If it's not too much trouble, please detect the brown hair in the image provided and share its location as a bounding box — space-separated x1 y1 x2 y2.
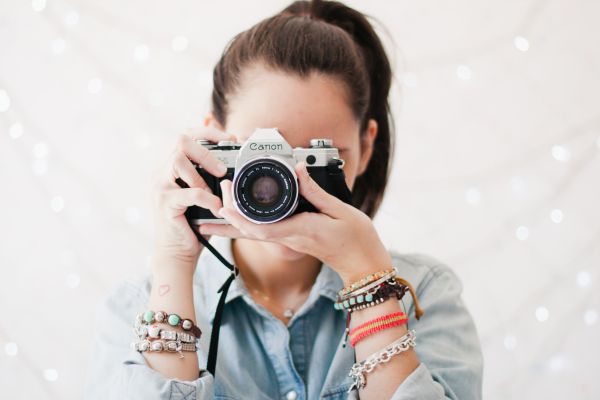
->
211 0 394 218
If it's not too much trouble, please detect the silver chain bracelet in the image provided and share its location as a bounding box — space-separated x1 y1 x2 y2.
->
348 329 416 392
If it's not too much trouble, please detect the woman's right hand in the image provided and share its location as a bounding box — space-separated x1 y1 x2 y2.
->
151 126 236 265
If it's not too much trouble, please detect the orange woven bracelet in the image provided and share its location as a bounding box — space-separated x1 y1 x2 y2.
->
349 311 407 335
350 318 407 347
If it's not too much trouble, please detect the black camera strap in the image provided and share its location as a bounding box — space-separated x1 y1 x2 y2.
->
192 229 238 378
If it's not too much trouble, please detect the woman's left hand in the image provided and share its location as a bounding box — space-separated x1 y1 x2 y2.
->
198 161 392 285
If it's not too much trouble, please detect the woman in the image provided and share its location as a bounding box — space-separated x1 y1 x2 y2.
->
84 1 483 399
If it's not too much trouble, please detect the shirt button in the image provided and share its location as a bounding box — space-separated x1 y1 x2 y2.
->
285 390 297 400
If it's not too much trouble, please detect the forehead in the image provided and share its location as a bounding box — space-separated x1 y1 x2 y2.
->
225 63 360 147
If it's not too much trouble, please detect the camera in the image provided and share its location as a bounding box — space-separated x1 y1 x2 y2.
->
177 127 353 225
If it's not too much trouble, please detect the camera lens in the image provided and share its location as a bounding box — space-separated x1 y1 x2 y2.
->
233 157 298 223
250 176 280 206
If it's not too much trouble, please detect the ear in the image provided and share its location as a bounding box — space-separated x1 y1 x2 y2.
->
356 119 378 176
202 112 225 130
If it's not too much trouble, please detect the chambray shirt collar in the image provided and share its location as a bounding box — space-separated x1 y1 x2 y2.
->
194 235 343 323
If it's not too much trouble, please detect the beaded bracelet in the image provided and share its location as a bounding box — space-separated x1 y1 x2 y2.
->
338 268 396 298
334 278 408 312
131 338 198 355
136 310 202 338
134 322 198 344
349 312 408 347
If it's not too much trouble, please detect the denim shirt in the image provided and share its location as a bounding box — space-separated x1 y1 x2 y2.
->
84 235 483 399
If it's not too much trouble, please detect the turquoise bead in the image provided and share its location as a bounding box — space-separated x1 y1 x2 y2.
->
357 295 364 303
365 293 374 302
168 314 180 326
343 300 350 309
143 310 155 323
334 303 340 310
349 297 356 305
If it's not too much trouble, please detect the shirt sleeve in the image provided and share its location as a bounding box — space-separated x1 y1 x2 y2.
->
349 264 484 400
83 277 215 400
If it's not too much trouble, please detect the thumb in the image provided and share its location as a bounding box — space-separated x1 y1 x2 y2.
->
295 161 345 218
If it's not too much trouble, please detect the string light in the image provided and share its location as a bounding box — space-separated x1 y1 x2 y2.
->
64 11 79 27
550 208 563 223
576 271 591 287
503 335 517 351
456 65 472 81
0 89 10 112
9 122 24 139
535 306 549 322
583 309 598 326
51 38 67 55
515 225 530 241
5 342 18 356
51 196 65 213
65 273 81 289
133 44 150 62
513 36 530 52
87 77 103 94
551 144 571 162
465 187 482 205
33 142 49 158
31 0 46 13
43 369 59 382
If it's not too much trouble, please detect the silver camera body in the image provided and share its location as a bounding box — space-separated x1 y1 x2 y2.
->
180 127 353 225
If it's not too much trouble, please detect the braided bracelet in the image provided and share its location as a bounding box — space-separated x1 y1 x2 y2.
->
134 322 198 344
136 310 202 338
348 329 417 392
131 338 198 355
349 312 408 347
338 280 409 348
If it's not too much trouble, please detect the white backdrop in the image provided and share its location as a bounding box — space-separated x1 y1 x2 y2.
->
1 0 599 399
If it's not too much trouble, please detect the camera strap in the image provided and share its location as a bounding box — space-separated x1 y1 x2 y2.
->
192 228 239 378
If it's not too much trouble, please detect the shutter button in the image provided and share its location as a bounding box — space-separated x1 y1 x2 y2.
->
285 390 298 400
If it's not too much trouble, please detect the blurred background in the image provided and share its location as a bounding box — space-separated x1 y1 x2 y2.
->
1 0 599 398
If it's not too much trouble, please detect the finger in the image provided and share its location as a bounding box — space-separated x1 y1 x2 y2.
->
185 126 237 143
220 179 234 209
170 150 209 190
159 187 223 219
177 134 228 178
294 161 347 218
198 223 244 239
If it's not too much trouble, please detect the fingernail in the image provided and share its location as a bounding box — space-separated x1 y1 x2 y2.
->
218 163 227 174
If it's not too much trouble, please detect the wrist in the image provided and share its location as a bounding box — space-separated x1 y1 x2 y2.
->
151 251 198 277
338 251 393 287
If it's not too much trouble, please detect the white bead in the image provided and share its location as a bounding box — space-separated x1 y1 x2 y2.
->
155 311 165 322
182 319 192 330
148 324 161 338
151 341 163 351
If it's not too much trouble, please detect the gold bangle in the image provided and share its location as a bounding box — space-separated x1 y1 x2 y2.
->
337 268 396 297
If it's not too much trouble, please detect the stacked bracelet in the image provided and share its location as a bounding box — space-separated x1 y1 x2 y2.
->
131 338 198 354
134 322 198 344
348 329 417 392
334 277 409 312
349 311 408 347
136 310 202 339
337 268 396 298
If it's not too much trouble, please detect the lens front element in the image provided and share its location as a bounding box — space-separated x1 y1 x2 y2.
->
232 156 298 223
